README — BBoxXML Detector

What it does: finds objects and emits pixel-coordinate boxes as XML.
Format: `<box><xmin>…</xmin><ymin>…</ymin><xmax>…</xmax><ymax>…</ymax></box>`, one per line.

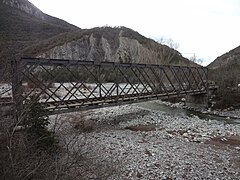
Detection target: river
<box><xmin>137</xmin><ymin>100</ymin><xmax>240</xmax><ymax>125</ymax></box>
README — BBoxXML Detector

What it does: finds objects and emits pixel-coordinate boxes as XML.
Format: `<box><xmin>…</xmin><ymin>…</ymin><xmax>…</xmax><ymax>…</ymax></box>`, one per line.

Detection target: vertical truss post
<box><xmin>115</xmin><ymin>64</ymin><xmax>119</xmax><ymax>102</ymax></box>
<box><xmin>159</xmin><ymin>67</ymin><xmax>163</xmax><ymax>94</ymax></box>
<box><xmin>12</xmin><ymin>57</ymin><xmax>23</xmax><ymax>122</ymax></box>
<box><xmin>97</xmin><ymin>64</ymin><xmax>102</xmax><ymax>98</ymax></box>
<box><xmin>205</xmin><ymin>67</ymin><xmax>210</xmax><ymax>107</ymax></box>
<box><xmin>156</xmin><ymin>68</ymin><xmax>161</xmax><ymax>93</ymax></box>
<box><xmin>12</xmin><ymin>58</ymin><xmax>19</xmax><ymax>122</ymax></box>
<box><xmin>12</xmin><ymin>58</ymin><xmax>19</xmax><ymax>103</ymax></box>
<box><xmin>205</xmin><ymin>67</ymin><xmax>209</xmax><ymax>92</ymax></box>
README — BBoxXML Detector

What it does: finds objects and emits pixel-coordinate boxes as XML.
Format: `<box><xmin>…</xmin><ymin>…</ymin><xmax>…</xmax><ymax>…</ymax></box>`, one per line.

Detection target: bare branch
<box><xmin>155</xmin><ymin>37</ymin><xmax>180</xmax><ymax>65</ymax></box>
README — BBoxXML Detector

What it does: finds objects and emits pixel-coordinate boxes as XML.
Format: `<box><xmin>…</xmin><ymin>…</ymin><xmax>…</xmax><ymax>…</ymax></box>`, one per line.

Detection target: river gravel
<box><xmin>211</xmin><ymin>109</ymin><xmax>240</xmax><ymax>119</ymax></box>
<box><xmin>51</xmin><ymin>100</ymin><xmax>240</xmax><ymax>180</ymax></box>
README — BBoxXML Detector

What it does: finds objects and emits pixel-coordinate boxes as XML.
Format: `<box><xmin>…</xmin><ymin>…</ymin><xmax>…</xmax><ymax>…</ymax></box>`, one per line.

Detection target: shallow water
<box><xmin>138</xmin><ymin>101</ymin><xmax>240</xmax><ymax>125</ymax></box>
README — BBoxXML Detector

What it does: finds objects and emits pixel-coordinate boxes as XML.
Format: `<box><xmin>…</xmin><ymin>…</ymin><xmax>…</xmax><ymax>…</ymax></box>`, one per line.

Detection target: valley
<box><xmin>0</xmin><ymin>0</ymin><xmax>239</xmax><ymax>179</ymax></box>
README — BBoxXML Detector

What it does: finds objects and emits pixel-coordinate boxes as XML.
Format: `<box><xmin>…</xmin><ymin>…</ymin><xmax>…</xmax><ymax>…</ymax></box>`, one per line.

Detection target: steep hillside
<box><xmin>23</xmin><ymin>26</ymin><xmax>196</xmax><ymax>66</ymax></box>
<box><xmin>208</xmin><ymin>45</ymin><xmax>240</xmax><ymax>109</ymax></box>
<box><xmin>0</xmin><ymin>0</ymin><xmax>79</xmax><ymax>81</ymax></box>
<box><xmin>0</xmin><ymin>0</ymin><xmax>198</xmax><ymax>83</ymax></box>
<box><xmin>0</xmin><ymin>0</ymin><xmax>78</xmax><ymax>42</ymax></box>
<box><xmin>208</xmin><ymin>45</ymin><xmax>240</xmax><ymax>69</ymax></box>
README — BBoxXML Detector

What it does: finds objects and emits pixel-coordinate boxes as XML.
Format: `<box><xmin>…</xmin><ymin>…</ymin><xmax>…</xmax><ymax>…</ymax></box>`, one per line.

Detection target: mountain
<box><xmin>0</xmin><ymin>0</ymin><xmax>78</xmax><ymax>42</ymax></box>
<box><xmin>208</xmin><ymin>45</ymin><xmax>240</xmax><ymax>69</ymax></box>
<box><xmin>0</xmin><ymin>0</ymin><xmax>79</xmax><ymax>81</ymax></box>
<box><xmin>22</xmin><ymin>26</ymin><xmax>196</xmax><ymax>66</ymax></box>
<box><xmin>0</xmin><ymin>0</ymin><xmax>78</xmax><ymax>51</ymax></box>
<box><xmin>0</xmin><ymin>0</ymin><xmax>198</xmax><ymax>83</ymax></box>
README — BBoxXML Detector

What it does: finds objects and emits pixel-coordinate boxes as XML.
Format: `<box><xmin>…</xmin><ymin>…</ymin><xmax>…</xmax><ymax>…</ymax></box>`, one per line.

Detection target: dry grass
<box><xmin>69</xmin><ymin>113</ymin><xmax>96</xmax><ymax>132</ymax></box>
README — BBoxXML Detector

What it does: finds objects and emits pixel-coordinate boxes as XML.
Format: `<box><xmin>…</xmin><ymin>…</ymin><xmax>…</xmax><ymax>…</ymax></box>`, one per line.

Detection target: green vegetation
<box><xmin>0</xmin><ymin>95</ymin><xmax>59</xmax><ymax>179</ymax></box>
<box><xmin>24</xmin><ymin>95</ymin><xmax>59</xmax><ymax>153</ymax></box>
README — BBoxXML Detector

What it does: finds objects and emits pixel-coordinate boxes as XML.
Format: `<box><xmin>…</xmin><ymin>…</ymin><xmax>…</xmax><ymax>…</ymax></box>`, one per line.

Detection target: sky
<box><xmin>28</xmin><ymin>0</ymin><xmax>240</xmax><ymax>66</ymax></box>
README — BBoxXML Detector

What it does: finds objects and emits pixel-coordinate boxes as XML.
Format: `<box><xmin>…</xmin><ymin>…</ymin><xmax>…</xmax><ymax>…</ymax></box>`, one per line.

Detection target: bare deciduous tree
<box><xmin>155</xmin><ymin>37</ymin><xmax>180</xmax><ymax>65</ymax></box>
<box><xmin>189</xmin><ymin>53</ymin><xmax>203</xmax><ymax>65</ymax></box>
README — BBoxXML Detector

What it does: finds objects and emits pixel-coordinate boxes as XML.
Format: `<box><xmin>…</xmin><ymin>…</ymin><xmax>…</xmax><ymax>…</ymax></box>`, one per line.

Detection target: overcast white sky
<box><xmin>29</xmin><ymin>0</ymin><xmax>240</xmax><ymax>66</ymax></box>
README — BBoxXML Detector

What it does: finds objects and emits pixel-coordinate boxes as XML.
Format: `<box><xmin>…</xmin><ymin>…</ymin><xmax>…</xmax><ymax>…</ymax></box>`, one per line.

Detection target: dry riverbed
<box><xmin>50</xmin><ymin>100</ymin><xmax>240</xmax><ymax>179</ymax></box>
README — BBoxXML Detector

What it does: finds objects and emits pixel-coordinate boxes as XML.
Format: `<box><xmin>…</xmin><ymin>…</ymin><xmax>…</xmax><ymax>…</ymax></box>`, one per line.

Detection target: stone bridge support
<box><xmin>185</xmin><ymin>94</ymin><xmax>209</xmax><ymax>108</ymax></box>
<box><xmin>185</xmin><ymin>87</ymin><xmax>217</xmax><ymax>109</ymax></box>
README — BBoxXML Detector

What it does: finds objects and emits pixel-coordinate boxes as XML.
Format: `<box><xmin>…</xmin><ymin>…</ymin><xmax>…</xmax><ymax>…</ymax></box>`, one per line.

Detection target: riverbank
<box><xmin>183</xmin><ymin>102</ymin><xmax>240</xmax><ymax>122</ymax></box>
<box><xmin>50</xmin><ymin>100</ymin><xmax>240</xmax><ymax>179</ymax></box>
<box><xmin>209</xmin><ymin>109</ymin><xmax>240</xmax><ymax>119</ymax></box>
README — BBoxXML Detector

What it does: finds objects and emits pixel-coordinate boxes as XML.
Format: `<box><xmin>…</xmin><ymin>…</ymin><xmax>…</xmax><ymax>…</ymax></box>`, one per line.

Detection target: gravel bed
<box><xmin>50</xmin><ymin>100</ymin><xmax>240</xmax><ymax>179</ymax></box>
<box><xmin>210</xmin><ymin>109</ymin><xmax>240</xmax><ymax>119</ymax></box>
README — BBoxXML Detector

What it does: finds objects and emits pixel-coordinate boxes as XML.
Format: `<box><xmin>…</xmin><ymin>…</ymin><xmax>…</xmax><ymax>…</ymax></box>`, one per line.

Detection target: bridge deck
<box><xmin>44</xmin><ymin>90</ymin><xmax>207</xmax><ymax>114</ymax></box>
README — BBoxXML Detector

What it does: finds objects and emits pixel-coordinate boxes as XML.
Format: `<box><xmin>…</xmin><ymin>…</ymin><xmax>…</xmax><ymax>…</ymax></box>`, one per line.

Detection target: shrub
<box><xmin>23</xmin><ymin>95</ymin><xmax>59</xmax><ymax>153</ymax></box>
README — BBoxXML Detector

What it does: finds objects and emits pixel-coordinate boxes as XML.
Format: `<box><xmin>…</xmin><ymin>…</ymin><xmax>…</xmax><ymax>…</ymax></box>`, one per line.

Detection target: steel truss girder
<box><xmin>12</xmin><ymin>58</ymin><xmax>208</xmax><ymax>115</ymax></box>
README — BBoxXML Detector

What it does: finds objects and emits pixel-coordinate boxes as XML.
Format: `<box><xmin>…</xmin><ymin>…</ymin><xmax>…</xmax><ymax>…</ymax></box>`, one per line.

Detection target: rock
<box><xmin>181</xmin><ymin>98</ymin><xmax>186</xmax><ymax>102</ymax></box>
<box><xmin>36</xmin><ymin>27</ymin><xmax>193</xmax><ymax>66</ymax></box>
<box><xmin>234</xmin><ymin>146</ymin><xmax>240</xmax><ymax>150</ymax></box>
<box><xmin>50</xmin><ymin>100</ymin><xmax>240</xmax><ymax>179</ymax></box>
<box><xmin>2</xmin><ymin>0</ymin><xmax>45</xmax><ymax>20</ymax></box>
<box><xmin>136</xmin><ymin>171</ymin><xmax>143</xmax><ymax>178</ymax></box>
<box><xmin>144</xmin><ymin>149</ymin><xmax>153</xmax><ymax>156</ymax></box>
<box><xmin>221</xmin><ymin>138</ymin><xmax>228</xmax><ymax>141</ymax></box>
<box><xmin>182</xmin><ymin>133</ymin><xmax>188</xmax><ymax>138</ymax></box>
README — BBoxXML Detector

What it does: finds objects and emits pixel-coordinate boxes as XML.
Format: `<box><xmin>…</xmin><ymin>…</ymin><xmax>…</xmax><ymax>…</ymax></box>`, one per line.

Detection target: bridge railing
<box><xmin>12</xmin><ymin>58</ymin><xmax>208</xmax><ymax>114</ymax></box>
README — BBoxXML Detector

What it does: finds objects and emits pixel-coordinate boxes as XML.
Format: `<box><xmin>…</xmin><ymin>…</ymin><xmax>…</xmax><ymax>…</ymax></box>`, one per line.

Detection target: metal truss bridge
<box><xmin>12</xmin><ymin>58</ymin><xmax>208</xmax><ymax>115</ymax></box>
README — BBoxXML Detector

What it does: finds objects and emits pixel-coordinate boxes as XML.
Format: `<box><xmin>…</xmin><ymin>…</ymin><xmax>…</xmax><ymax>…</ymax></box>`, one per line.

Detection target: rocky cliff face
<box><xmin>36</xmin><ymin>27</ymin><xmax>193</xmax><ymax>66</ymax></box>
<box><xmin>2</xmin><ymin>0</ymin><xmax>44</xmax><ymax>20</ymax></box>
<box><xmin>37</xmin><ymin>34</ymin><xmax>159</xmax><ymax>64</ymax></box>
